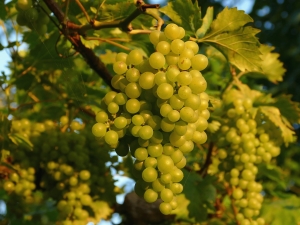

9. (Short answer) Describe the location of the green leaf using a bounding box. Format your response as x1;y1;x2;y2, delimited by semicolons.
245;45;286;83
258;164;286;189
259;106;295;145
8;133;33;151
260;195;300;225
198;7;261;72
159;0;202;34
200;26;261;72
196;7;214;38
270;95;300;124
80;36;100;49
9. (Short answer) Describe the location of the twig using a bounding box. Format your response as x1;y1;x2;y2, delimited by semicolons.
225;183;240;225
75;0;90;23
199;142;214;177
84;37;131;51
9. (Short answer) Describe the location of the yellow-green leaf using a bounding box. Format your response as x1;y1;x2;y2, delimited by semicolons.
259;106;295;145
80;36;100;49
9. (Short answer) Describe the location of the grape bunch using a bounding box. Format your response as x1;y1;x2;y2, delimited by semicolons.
16;0;50;35
3;118;116;225
92;23;210;215
211;92;282;225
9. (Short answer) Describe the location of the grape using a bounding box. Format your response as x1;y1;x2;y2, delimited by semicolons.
139;125;153;140
139;72;155;89
144;189;158;203
171;39;185;54
157;83;174;99
160;188;173;203
149;52;165;69
92;123;107;137
149;30;161;46
142;167;158;182
126;99;140;114
127;49;143;65
113;61;127;74
125;82;142;99
126;68;140;82
166;66;180;82
159;202;172;215
156;41;171;55
178;57;191;70
104;130;119;145
177;71;192;85
134;148;148;161
165;52;179;65
233;188;244;199
185;41;199;54
164;23;179;40
157;155;174;173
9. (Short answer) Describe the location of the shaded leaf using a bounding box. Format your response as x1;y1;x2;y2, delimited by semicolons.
159;0;202;34
258;164;286;189
8;133;33;151
271;95;300;124
80;36;100;49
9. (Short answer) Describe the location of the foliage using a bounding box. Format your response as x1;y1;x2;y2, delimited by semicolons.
0;0;299;225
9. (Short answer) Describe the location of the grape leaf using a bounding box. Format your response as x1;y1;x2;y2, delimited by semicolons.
80;36;100;49
196;7;214;38
271;95;300;123
259;106;295;145
260;195;300;225
8;133;33;151
245;45;286;83
200;26;261;72
159;0;202;34
198;7;261;72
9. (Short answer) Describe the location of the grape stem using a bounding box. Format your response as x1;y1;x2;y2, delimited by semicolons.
225;183;240;225
199;142;214;177
221;67;247;96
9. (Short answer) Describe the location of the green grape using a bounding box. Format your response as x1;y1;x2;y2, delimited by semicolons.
180;48;194;59
159;202;172;215
185;94;201;110
160;104;173;117
125;82;142;99
179;140;194;153
114;93;128;105
170;183;183;194
92;123;107;137
191;54;208;71
104;130;119;145
171;39;185;54
107;102;119;114
170;167;184;182
113;61;127;74
139;125;153;140
126;67;140;82
149;30;161;46
152;179;165;192
104;91;117;105
139;72;155;89
163;143;175;155
177;71;192;85
156;41;171;55
189;76;207;94
154;71;167;85
147;143;163;157
114;117;127;129
160;118;175;132
80;194;92;206
17;0;32;10
144;157;157;168
180;107;195;123
146;115;162;130
178;86;192;99
177;26;185;39
111;74;124;90
185;41;199;54
169;94;184;110
127;49;143;65
178;57;191;70
149;52;165;69
165;52;179;65
170;132;186;147
116;52;128;62
169;199;178;210
132;115;144;126
166;66;180;82
157;155;174;173
150;130;163;144
174;120;187;136
134;147;148;161
144;188;158;203
126;99;140;114
142;167;158;183
3;181;15;192
164;23;179;40
167;110;180;122
157;83;174;99
232;188;244;200
160;188;174;203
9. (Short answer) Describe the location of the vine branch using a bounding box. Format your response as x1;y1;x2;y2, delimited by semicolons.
199;142;214;177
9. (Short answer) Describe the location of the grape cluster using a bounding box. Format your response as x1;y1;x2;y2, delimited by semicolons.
16;0;50;35
4;118;116;225
212;93;282;225
92;23;210;215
